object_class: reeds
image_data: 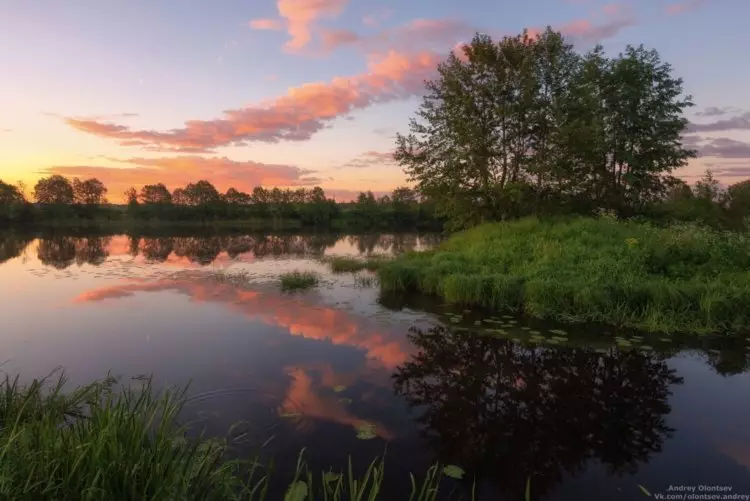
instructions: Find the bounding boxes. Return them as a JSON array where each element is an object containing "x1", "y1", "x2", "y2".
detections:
[
  {"x1": 279, "y1": 270, "x2": 319, "y2": 292},
  {"x1": 0, "y1": 371, "x2": 515, "y2": 500},
  {"x1": 378, "y1": 216, "x2": 750, "y2": 334},
  {"x1": 327, "y1": 256, "x2": 386, "y2": 274}
]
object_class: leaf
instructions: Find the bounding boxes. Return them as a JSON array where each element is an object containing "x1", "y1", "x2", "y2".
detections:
[
  {"x1": 280, "y1": 412, "x2": 301, "y2": 419},
  {"x1": 284, "y1": 481, "x2": 308, "y2": 501},
  {"x1": 323, "y1": 472, "x2": 342, "y2": 483},
  {"x1": 442, "y1": 465, "x2": 465, "y2": 480},
  {"x1": 637, "y1": 484, "x2": 651, "y2": 497},
  {"x1": 355, "y1": 422, "x2": 377, "y2": 440},
  {"x1": 333, "y1": 385, "x2": 347, "y2": 393}
]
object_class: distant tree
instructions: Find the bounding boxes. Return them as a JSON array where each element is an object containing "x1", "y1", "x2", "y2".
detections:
[
  {"x1": 356, "y1": 191, "x2": 377, "y2": 205},
  {"x1": 693, "y1": 170, "x2": 722, "y2": 203},
  {"x1": 307, "y1": 186, "x2": 327, "y2": 204},
  {"x1": 391, "y1": 186, "x2": 417, "y2": 206},
  {"x1": 124, "y1": 187, "x2": 139, "y2": 206},
  {"x1": 251, "y1": 186, "x2": 269, "y2": 204},
  {"x1": 72, "y1": 178, "x2": 108, "y2": 205},
  {"x1": 663, "y1": 177, "x2": 694, "y2": 202},
  {"x1": 33, "y1": 175, "x2": 74, "y2": 204},
  {"x1": 224, "y1": 187, "x2": 251, "y2": 205},
  {"x1": 0, "y1": 179, "x2": 26, "y2": 205},
  {"x1": 139, "y1": 183, "x2": 172, "y2": 204},
  {"x1": 726, "y1": 179, "x2": 750, "y2": 222},
  {"x1": 182, "y1": 180, "x2": 221, "y2": 206},
  {"x1": 172, "y1": 187, "x2": 189, "y2": 205}
]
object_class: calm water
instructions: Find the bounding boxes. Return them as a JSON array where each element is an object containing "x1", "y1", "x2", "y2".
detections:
[{"x1": 1, "y1": 232, "x2": 750, "y2": 500}]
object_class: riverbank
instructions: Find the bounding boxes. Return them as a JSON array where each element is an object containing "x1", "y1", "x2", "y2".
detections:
[
  {"x1": 0, "y1": 372, "x2": 479, "y2": 501},
  {"x1": 378, "y1": 216, "x2": 750, "y2": 334}
]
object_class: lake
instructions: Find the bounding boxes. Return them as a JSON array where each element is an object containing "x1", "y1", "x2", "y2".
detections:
[{"x1": 1, "y1": 231, "x2": 750, "y2": 500}]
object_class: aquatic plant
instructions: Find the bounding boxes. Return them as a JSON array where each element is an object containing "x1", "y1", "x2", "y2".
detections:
[
  {"x1": 279, "y1": 270, "x2": 319, "y2": 292},
  {"x1": 0, "y1": 371, "x2": 535, "y2": 500},
  {"x1": 378, "y1": 217, "x2": 750, "y2": 334},
  {"x1": 327, "y1": 256, "x2": 387, "y2": 274}
]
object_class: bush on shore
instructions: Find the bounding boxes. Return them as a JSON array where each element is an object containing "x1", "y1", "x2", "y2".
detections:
[{"x1": 378, "y1": 217, "x2": 750, "y2": 334}]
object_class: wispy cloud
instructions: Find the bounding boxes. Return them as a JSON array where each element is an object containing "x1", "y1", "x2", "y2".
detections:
[
  {"x1": 695, "y1": 106, "x2": 742, "y2": 118},
  {"x1": 688, "y1": 111, "x2": 750, "y2": 133},
  {"x1": 339, "y1": 150, "x2": 397, "y2": 169},
  {"x1": 64, "y1": 50, "x2": 441, "y2": 152},
  {"x1": 665, "y1": 0, "x2": 708, "y2": 15},
  {"x1": 249, "y1": 0, "x2": 350, "y2": 51}
]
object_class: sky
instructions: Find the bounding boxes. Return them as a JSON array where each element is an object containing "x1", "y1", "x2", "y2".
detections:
[{"x1": 1, "y1": 0, "x2": 748, "y2": 202}]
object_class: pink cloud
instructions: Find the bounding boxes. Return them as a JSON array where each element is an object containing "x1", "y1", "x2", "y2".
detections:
[
  {"x1": 666, "y1": 0, "x2": 707, "y2": 15},
  {"x1": 64, "y1": 50, "x2": 441, "y2": 152},
  {"x1": 277, "y1": 0, "x2": 349, "y2": 51},
  {"x1": 362, "y1": 8, "x2": 392, "y2": 28},
  {"x1": 248, "y1": 18, "x2": 284, "y2": 30}
]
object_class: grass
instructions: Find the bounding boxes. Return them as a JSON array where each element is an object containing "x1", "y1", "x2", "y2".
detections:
[
  {"x1": 378, "y1": 216, "x2": 750, "y2": 335},
  {"x1": 327, "y1": 256, "x2": 387, "y2": 274},
  {"x1": 0, "y1": 371, "x2": 517, "y2": 501},
  {"x1": 280, "y1": 270, "x2": 320, "y2": 292}
]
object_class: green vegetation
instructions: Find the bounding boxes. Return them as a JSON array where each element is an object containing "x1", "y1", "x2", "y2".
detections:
[
  {"x1": 393, "y1": 30, "x2": 749, "y2": 231},
  {"x1": 279, "y1": 270, "x2": 320, "y2": 292},
  {"x1": 0, "y1": 371, "x2": 493, "y2": 501},
  {"x1": 0, "y1": 178, "x2": 442, "y2": 232},
  {"x1": 326, "y1": 256, "x2": 385, "y2": 273},
  {"x1": 379, "y1": 217, "x2": 750, "y2": 334}
]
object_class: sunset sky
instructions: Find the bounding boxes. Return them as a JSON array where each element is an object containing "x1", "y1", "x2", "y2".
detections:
[{"x1": 1, "y1": 0, "x2": 748, "y2": 202}]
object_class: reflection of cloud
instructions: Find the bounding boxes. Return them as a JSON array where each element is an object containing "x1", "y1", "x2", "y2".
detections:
[
  {"x1": 279, "y1": 367, "x2": 393, "y2": 439},
  {"x1": 73, "y1": 277, "x2": 411, "y2": 368}
]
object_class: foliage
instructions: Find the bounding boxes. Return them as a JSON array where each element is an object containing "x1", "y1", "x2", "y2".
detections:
[
  {"x1": 395, "y1": 29, "x2": 696, "y2": 229},
  {"x1": 73, "y1": 178, "x2": 108, "y2": 205},
  {"x1": 0, "y1": 371, "x2": 482, "y2": 501},
  {"x1": 326, "y1": 256, "x2": 386, "y2": 273},
  {"x1": 33, "y1": 175, "x2": 75, "y2": 204},
  {"x1": 378, "y1": 216, "x2": 750, "y2": 334}
]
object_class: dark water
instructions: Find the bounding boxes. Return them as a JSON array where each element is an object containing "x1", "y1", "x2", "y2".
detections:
[{"x1": 1, "y1": 232, "x2": 750, "y2": 500}]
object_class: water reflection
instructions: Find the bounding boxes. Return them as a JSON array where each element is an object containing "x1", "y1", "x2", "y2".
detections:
[
  {"x1": 394, "y1": 325, "x2": 683, "y2": 499},
  {"x1": 0, "y1": 232, "x2": 440, "y2": 269}
]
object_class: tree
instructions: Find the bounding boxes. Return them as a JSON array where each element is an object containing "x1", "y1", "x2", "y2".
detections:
[
  {"x1": 72, "y1": 178, "x2": 107, "y2": 205},
  {"x1": 391, "y1": 186, "x2": 417, "y2": 206},
  {"x1": 139, "y1": 183, "x2": 172, "y2": 204},
  {"x1": 182, "y1": 180, "x2": 221, "y2": 206},
  {"x1": 693, "y1": 169, "x2": 722, "y2": 203},
  {"x1": 0, "y1": 179, "x2": 26, "y2": 205},
  {"x1": 33, "y1": 175, "x2": 74, "y2": 204},
  {"x1": 224, "y1": 187, "x2": 251, "y2": 205},
  {"x1": 251, "y1": 187, "x2": 269, "y2": 204},
  {"x1": 124, "y1": 187, "x2": 138, "y2": 206},
  {"x1": 395, "y1": 30, "x2": 697, "y2": 228},
  {"x1": 172, "y1": 187, "x2": 189, "y2": 205}
]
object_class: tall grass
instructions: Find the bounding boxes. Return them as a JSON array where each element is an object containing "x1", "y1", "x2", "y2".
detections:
[
  {"x1": 378, "y1": 216, "x2": 750, "y2": 334},
  {"x1": 327, "y1": 256, "x2": 386, "y2": 273},
  {"x1": 0, "y1": 372, "x2": 507, "y2": 500},
  {"x1": 280, "y1": 270, "x2": 319, "y2": 292}
]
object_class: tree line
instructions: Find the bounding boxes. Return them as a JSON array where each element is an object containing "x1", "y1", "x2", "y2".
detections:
[
  {"x1": 395, "y1": 28, "x2": 750, "y2": 230},
  {"x1": 0, "y1": 175, "x2": 442, "y2": 230}
]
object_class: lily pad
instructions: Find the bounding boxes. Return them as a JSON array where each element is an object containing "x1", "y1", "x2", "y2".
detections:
[
  {"x1": 549, "y1": 329, "x2": 568, "y2": 336},
  {"x1": 338, "y1": 397, "x2": 353, "y2": 405},
  {"x1": 443, "y1": 465, "x2": 465, "y2": 480},
  {"x1": 280, "y1": 412, "x2": 302, "y2": 419},
  {"x1": 474, "y1": 320, "x2": 482, "y2": 325},
  {"x1": 356, "y1": 422, "x2": 377, "y2": 440},
  {"x1": 333, "y1": 385, "x2": 347, "y2": 393},
  {"x1": 285, "y1": 481, "x2": 308, "y2": 501}
]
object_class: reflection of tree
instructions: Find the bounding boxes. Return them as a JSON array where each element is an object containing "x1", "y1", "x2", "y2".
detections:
[
  {"x1": 37, "y1": 237, "x2": 77, "y2": 269},
  {"x1": 141, "y1": 237, "x2": 174, "y2": 262},
  {"x1": 173, "y1": 237, "x2": 222, "y2": 265},
  {"x1": 0, "y1": 233, "x2": 33, "y2": 264},
  {"x1": 128, "y1": 236, "x2": 140, "y2": 257},
  {"x1": 394, "y1": 326, "x2": 683, "y2": 500},
  {"x1": 699, "y1": 338, "x2": 750, "y2": 376},
  {"x1": 74, "y1": 236, "x2": 110, "y2": 266}
]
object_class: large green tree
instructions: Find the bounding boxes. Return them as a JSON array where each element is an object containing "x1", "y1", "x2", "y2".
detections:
[
  {"x1": 395, "y1": 29, "x2": 696, "y2": 228},
  {"x1": 72, "y1": 178, "x2": 108, "y2": 205}
]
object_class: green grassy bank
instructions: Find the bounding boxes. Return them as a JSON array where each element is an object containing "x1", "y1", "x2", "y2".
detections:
[
  {"x1": 0, "y1": 372, "x2": 486, "y2": 501},
  {"x1": 378, "y1": 217, "x2": 750, "y2": 334}
]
